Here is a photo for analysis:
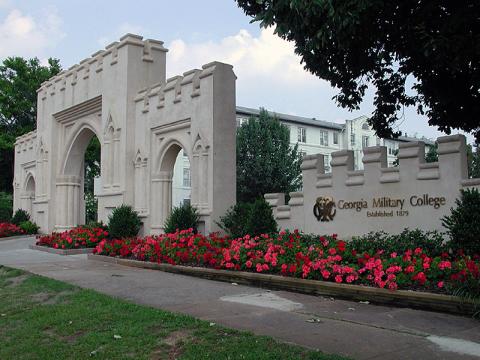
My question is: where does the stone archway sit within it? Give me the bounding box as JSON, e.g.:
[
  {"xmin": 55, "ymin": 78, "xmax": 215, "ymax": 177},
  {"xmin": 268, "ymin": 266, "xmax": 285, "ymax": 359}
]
[
  {"xmin": 21, "ymin": 173, "xmax": 35, "ymax": 216},
  {"xmin": 55, "ymin": 125, "xmax": 101, "ymax": 230},
  {"xmin": 151, "ymin": 140, "xmax": 191, "ymax": 232}
]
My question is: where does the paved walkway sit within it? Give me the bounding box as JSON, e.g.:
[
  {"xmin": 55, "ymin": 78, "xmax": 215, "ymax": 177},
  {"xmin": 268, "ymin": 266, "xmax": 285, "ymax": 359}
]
[{"xmin": 1, "ymin": 236, "xmax": 479, "ymax": 360}]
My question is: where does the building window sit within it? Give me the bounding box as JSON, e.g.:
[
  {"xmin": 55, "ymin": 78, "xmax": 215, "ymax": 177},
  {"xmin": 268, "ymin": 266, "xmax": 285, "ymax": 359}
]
[
  {"xmin": 320, "ymin": 130, "xmax": 329, "ymax": 146},
  {"xmin": 387, "ymin": 144, "xmax": 397, "ymax": 155},
  {"xmin": 362, "ymin": 136, "xmax": 370, "ymax": 149},
  {"xmin": 297, "ymin": 127, "xmax": 306, "ymax": 143},
  {"xmin": 333, "ymin": 132, "xmax": 339, "ymax": 145},
  {"xmin": 236, "ymin": 117, "xmax": 248, "ymax": 127},
  {"xmin": 350, "ymin": 133, "xmax": 356, "ymax": 146},
  {"xmin": 183, "ymin": 198, "xmax": 191, "ymax": 206},
  {"xmin": 183, "ymin": 168, "xmax": 191, "ymax": 187},
  {"xmin": 324, "ymin": 154, "xmax": 331, "ymax": 172},
  {"xmin": 362, "ymin": 122, "xmax": 370, "ymax": 131}
]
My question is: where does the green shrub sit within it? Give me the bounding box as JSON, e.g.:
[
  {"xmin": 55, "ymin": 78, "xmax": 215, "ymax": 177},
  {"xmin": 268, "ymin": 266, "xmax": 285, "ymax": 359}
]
[
  {"xmin": 164, "ymin": 203, "xmax": 199, "ymax": 234},
  {"xmin": 11, "ymin": 209, "xmax": 30, "ymax": 226},
  {"xmin": 218, "ymin": 198, "xmax": 277, "ymax": 239},
  {"xmin": 19, "ymin": 221, "xmax": 39, "ymax": 234},
  {"xmin": 107, "ymin": 205, "xmax": 141, "ymax": 239},
  {"xmin": 85, "ymin": 192, "xmax": 98, "ymax": 224},
  {"xmin": 442, "ymin": 188, "xmax": 480, "ymax": 255},
  {"xmin": 0, "ymin": 192, "xmax": 13, "ymax": 222},
  {"xmin": 349, "ymin": 229, "xmax": 446, "ymax": 256}
]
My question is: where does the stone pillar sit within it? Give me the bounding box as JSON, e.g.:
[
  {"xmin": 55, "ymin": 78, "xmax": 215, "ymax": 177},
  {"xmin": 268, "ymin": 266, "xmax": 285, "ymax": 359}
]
[
  {"xmin": 103, "ymin": 140, "xmax": 110, "ymax": 188},
  {"xmin": 191, "ymin": 152, "xmax": 200, "ymax": 207},
  {"xmin": 134, "ymin": 157, "xmax": 147, "ymax": 213},
  {"xmin": 331, "ymin": 150, "xmax": 354, "ymax": 183},
  {"xmin": 398, "ymin": 141, "xmax": 425, "ymax": 180},
  {"xmin": 150, "ymin": 171, "xmax": 172, "ymax": 229},
  {"xmin": 362, "ymin": 146, "xmax": 387, "ymax": 183},
  {"xmin": 438, "ymin": 134, "xmax": 468, "ymax": 180},
  {"xmin": 199, "ymin": 149, "xmax": 209, "ymax": 209},
  {"xmin": 55, "ymin": 175, "xmax": 81, "ymax": 230},
  {"xmin": 301, "ymin": 154, "xmax": 324, "ymax": 191},
  {"xmin": 112, "ymin": 130, "xmax": 121, "ymax": 187}
]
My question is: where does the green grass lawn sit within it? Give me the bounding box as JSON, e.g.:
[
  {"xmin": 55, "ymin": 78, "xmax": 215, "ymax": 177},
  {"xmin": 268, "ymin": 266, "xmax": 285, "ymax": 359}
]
[{"xmin": 0, "ymin": 265, "xmax": 347, "ymax": 360}]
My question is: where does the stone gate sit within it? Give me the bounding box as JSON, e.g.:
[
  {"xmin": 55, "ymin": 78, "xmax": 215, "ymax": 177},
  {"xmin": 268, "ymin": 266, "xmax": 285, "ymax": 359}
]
[{"xmin": 13, "ymin": 34, "xmax": 237, "ymax": 234}]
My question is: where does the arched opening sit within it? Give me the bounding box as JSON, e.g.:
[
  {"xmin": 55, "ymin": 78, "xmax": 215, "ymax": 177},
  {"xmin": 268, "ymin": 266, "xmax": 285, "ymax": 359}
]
[
  {"xmin": 58, "ymin": 126, "xmax": 101, "ymax": 228},
  {"xmin": 172, "ymin": 148, "xmax": 192, "ymax": 207},
  {"xmin": 84, "ymin": 136, "xmax": 101, "ymax": 223},
  {"xmin": 23, "ymin": 174, "xmax": 35, "ymax": 216},
  {"xmin": 156, "ymin": 142, "xmax": 191, "ymax": 228}
]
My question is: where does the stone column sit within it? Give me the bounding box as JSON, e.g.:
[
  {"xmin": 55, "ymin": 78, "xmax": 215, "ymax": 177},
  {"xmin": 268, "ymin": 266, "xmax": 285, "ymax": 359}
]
[
  {"xmin": 199, "ymin": 150, "xmax": 209, "ymax": 209},
  {"xmin": 151, "ymin": 171, "xmax": 172, "ymax": 228},
  {"xmin": 55, "ymin": 175, "xmax": 81, "ymax": 230},
  {"xmin": 103, "ymin": 139, "xmax": 111, "ymax": 188},
  {"xmin": 112, "ymin": 130, "xmax": 121, "ymax": 187},
  {"xmin": 191, "ymin": 152, "xmax": 200, "ymax": 207}
]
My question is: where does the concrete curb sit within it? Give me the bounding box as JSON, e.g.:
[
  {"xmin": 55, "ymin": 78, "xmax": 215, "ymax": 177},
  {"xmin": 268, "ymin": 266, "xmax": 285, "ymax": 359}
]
[
  {"xmin": 30, "ymin": 244, "xmax": 94, "ymax": 256},
  {"xmin": 88, "ymin": 254, "xmax": 477, "ymax": 316},
  {"xmin": 0, "ymin": 235, "xmax": 36, "ymax": 242}
]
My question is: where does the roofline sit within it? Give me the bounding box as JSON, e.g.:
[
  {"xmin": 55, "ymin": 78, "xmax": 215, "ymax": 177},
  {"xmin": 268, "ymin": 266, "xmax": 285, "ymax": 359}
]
[{"xmin": 236, "ymin": 106, "xmax": 344, "ymax": 131}]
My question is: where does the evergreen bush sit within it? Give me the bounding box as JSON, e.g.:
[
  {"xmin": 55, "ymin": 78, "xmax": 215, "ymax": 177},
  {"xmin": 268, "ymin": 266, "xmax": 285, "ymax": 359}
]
[
  {"xmin": 350, "ymin": 229, "xmax": 446, "ymax": 256},
  {"xmin": 164, "ymin": 203, "xmax": 199, "ymax": 234},
  {"xmin": 19, "ymin": 220, "xmax": 39, "ymax": 234},
  {"xmin": 218, "ymin": 198, "xmax": 277, "ymax": 239},
  {"xmin": 107, "ymin": 205, "xmax": 141, "ymax": 239},
  {"xmin": 442, "ymin": 188, "xmax": 480, "ymax": 255},
  {"xmin": 0, "ymin": 192, "xmax": 12, "ymax": 222},
  {"xmin": 11, "ymin": 209, "xmax": 30, "ymax": 226}
]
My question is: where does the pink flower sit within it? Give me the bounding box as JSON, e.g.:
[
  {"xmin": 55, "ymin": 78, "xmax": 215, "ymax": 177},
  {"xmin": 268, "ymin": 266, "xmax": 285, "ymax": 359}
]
[
  {"xmin": 437, "ymin": 281, "xmax": 444, "ymax": 288},
  {"xmin": 256, "ymin": 263, "xmax": 263, "ymax": 273},
  {"xmin": 438, "ymin": 261, "xmax": 452, "ymax": 270},
  {"xmin": 388, "ymin": 282, "xmax": 398, "ymax": 291},
  {"xmin": 335, "ymin": 275, "xmax": 343, "ymax": 283},
  {"xmin": 245, "ymin": 260, "xmax": 253, "ymax": 268},
  {"xmin": 321, "ymin": 270, "xmax": 330, "ymax": 279},
  {"xmin": 390, "ymin": 252, "xmax": 397, "ymax": 258}
]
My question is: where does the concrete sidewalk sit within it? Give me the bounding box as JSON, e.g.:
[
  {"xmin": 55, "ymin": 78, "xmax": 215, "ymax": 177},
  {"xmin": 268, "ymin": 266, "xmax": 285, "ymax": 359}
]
[{"xmin": 1, "ymin": 236, "xmax": 479, "ymax": 360}]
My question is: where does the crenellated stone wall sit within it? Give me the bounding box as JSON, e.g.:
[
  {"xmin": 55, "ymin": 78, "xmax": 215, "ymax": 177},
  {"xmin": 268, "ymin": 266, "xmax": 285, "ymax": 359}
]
[
  {"xmin": 13, "ymin": 34, "xmax": 236, "ymax": 234},
  {"xmin": 265, "ymin": 134, "xmax": 480, "ymax": 238}
]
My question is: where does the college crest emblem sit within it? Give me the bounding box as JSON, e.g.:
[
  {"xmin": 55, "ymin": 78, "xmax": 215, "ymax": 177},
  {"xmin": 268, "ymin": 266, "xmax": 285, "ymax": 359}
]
[{"xmin": 313, "ymin": 196, "xmax": 336, "ymax": 222}]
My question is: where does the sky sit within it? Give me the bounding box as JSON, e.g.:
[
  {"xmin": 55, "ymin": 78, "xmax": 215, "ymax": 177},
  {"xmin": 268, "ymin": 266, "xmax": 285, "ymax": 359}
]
[{"xmin": 0, "ymin": 0, "xmax": 472, "ymax": 142}]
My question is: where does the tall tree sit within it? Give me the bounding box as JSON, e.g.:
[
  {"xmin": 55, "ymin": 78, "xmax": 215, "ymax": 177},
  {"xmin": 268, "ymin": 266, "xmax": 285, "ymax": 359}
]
[
  {"xmin": 237, "ymin": 108, "xmax": 302, "ymax": 202},
  {"xmin": 235, "ymin": 1, "xmax": 480, "ymax": 142},
  {"xmin": 0, "ymin": 57, "xmax": 61, "ymax": 192}
]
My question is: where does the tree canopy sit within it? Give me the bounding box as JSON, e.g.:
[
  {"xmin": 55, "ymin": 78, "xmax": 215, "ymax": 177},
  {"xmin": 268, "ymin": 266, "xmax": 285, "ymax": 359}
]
[
  {"xmin": 235, "ymin": 1, "xmax": 480, "ymax": 142},
  {"xmin": 236, "ymin": 109, "xmax": 302, "ymax": 202},
  {"xmin": 0, "ymin": 57, "xmax": 61, "ymax": 192}
]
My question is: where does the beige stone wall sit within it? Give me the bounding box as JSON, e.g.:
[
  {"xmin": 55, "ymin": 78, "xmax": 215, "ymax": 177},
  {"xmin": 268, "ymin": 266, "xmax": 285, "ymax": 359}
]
[
  {"xmin": 266, "ymin": 135, "xmax": 480, "ymax": 239},
  {"xmin": 13, "ymin": 34, "xmax": 236, "ymax": 234}
]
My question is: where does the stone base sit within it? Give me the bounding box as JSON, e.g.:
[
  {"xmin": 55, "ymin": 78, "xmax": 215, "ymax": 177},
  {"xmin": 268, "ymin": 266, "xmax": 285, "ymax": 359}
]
[
  {"xmin": 30, "ymin": 244, "xmax": 94, "ymax": 256},
  {"xmin": 88, "ymin": 254, "xmax": 476, "ymax": 316}
]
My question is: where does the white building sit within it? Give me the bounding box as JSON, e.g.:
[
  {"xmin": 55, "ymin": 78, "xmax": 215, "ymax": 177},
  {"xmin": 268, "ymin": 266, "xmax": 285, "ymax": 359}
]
[{"xmin": 172, "ymin": 106, "xmax": 434, "ymax": 206}]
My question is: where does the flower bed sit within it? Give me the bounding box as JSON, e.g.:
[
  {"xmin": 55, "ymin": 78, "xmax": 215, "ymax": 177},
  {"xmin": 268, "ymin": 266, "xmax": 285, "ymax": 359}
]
[
  {"xmin": 36, "ymin": 227, "xmax": 108, "ymax": 249},
  {"xmin": 0, "ymin": 222, "xmax": 24, "ymax": 238},
  {"xmin": 93, "ymin": 229, "xmax": 480, "ymax": 295}
]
